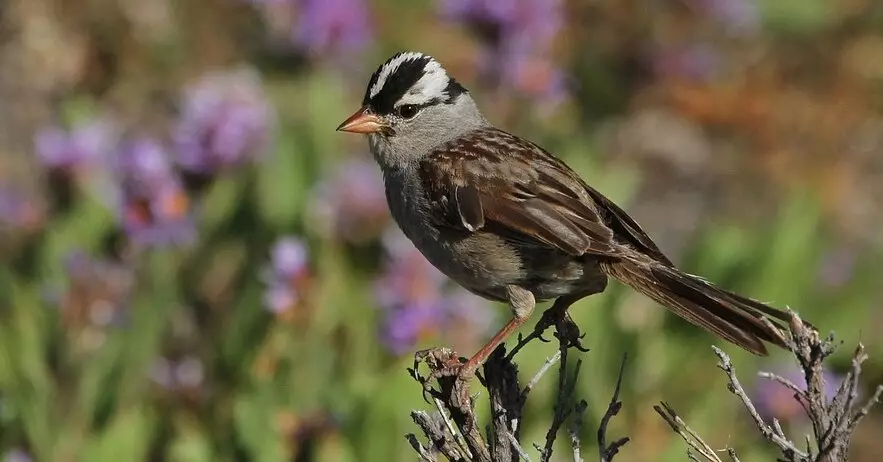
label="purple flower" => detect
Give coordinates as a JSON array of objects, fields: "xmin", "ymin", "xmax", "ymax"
[
  {"xmin": 263, "ymin": 237, "xmax": 311, "ymax": 313},
  {"xmin": 441, "ymin": 287, "xmax": 497, "ymax": 353},
  {"xmin": 374, "ymin": 229, "xmax": 447, "ymax": 310},
  {"xmin": 34, "ymin": 118, "xmax": 118, "ymax": 172},
  {"xmin": 311, "ymin": 158, "xmax": 388, "ymax": 243},
  {"xmin": 753, "ymin": 364, "xmax": 845, "ymax": 423},
  {"xmin": 0, "ymin": 187, "xmax": 43, "ymax": 231},
  {"xmin": 374, "ymin": 229, "xmax": 494, "ymax": 355},
  {"xmin": 114, "ymin": 137, "xmax": 196, "ymax": 246},
  {"xmin": 174, "ymin": 67, "xmax": 275, "ymax": 174},
  {"xmin": 381, "ymin": 299, "xmax": 446, "ymax": 355},
  {"xmin": 698, "ymin": 0, "xmax": 760, "ymax": 36},
  {"xmin": 442, "ymin": 0, "xmax": 567, "ymax": 102},
  {"xmin": 293, "ymin": 0, "xmax": 372, "ymax": 56},
  {"xmin": 3, "ymin": 449, "xmax": 32, "ymax": 462}
]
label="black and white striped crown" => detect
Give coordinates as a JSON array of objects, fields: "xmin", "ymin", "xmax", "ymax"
[{"xmin": 362, "ymin": 52, "xmax": 466, "ymax": 115}]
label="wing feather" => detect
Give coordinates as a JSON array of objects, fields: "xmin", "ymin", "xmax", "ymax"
[{"xmin": 419, "ymin": 127, "xmax": 630, "ymax": 259}]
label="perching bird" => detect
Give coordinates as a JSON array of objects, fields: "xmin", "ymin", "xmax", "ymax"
[{"xmin": 337, "ymin": 51, "xmax": 790, "ymax": 379}]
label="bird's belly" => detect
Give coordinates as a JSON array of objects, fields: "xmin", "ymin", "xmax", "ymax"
[
  {"xmin": 405, "ymin": 225, "xmax": 601, "ymax": 303},
  {"xmin": 384, "ymin": 173, "xmax": 604, "ymax": 303}
]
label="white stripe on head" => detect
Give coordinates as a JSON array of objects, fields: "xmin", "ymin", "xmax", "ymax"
[
  {"xmin": 395, "ymin": 59, "xmax": 451, "ymax": 107},
  {"xmin": 369, "ymin": 52, "xmax": 427, "ymax": 99}
]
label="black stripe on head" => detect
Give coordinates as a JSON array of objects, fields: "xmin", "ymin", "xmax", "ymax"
[
  {"xmin": 444, "ymin": 78, "xmax": 466, "ymax": 102},
  {"xmin": 362, "ymin": 52, "xmax": 467, "ymax": 115}
]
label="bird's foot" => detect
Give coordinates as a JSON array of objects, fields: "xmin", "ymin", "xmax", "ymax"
[
  {"xmin": 414, "ymin": 347, "xmax": 467, "ymax": 379},
  {"xmin": 411, "ymin": 347, "xmax": 473, "ymax": 404},
  {"xmin": 554, "ymin": 312, "xmax": 590, "ymax": 352},
  {"xmin": 533, "ymin": 307, "xmax": 589, "ymax": 352}
]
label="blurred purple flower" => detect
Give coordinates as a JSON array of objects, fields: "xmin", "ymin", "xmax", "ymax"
[
  {"xmin": 375, "ymin": 229, "xmax": 494, "ymax": 355},
  {"xmin": 244, "ymin": 0, "xmax": 372, "ymax": 57},
  {"xmin": 34, "ymin": 118, "xmax": 118, "ymax": 172},
  {"xmin": 50, "ymin": 250, "xmax": 134, "ymax": 352},
  {"xmin": 698, "ymin": 0, "xmax": 760, "ymax": 36},
  {"xmin": 0, "ymin": 187, "xmax": 43, "ymax": 231},
  {"xmin": 263, "ymin": 237, "xmax": 311, "ymax": 313},
  {"xmin": 442, "ymin": 287, "xmax": 497, "ymax": 353},
  {"xmin": 441, "ymin": 0, "xmax": 567, "ymax": 103},
  {"xmin": 114, "ymin": 137, "xmax": 196, "ymax": 246},
  {"xmin": 293, "ymin": 0, "xmax": 372, "ymax": 56},
  {"xmin": 174, "ymin": 67, "xmax": 275, "ymax": 174},
  {"xmin": 60, "ymin": 250, "xmax": 134, "ymax": 323},
  {"xmin": 382, "ymin": 299, "xmax": 446, "ymax": 355},
  {"xmin": 311, "ymin": 158, "xmax": 388, "ymax": 243},
  {"xmin": 753, "ymin": 364, "xmax": 845, "ymax": 424},
  {"xmin": 3, "ymin": 449, "xmax": 31, "ymax": 462},
  {"xmin": 374, "ymin": 229, "xmax": 447, "ymax": 310}
]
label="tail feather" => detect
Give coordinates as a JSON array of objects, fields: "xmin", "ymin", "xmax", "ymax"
[{"xmin": 600, "ymin": 260, "xmax": 789, "ymax": 356}]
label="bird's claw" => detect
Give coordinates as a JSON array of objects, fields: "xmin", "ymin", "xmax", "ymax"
[
  {"xmin": 411, "ymin": 347, "xmax": 472, "ymax": 404},
  {"xmin": 413, "ymin": 347, "xmax": 466, "ymax": 379},
  {"xmin": 554, "ymin": 313, "xmax": 590, "ymax": 352}
]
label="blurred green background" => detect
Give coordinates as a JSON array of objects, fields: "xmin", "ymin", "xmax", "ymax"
[{"xmin": 0, "ymin": 0, "xmax": 882, "ymax": 460}]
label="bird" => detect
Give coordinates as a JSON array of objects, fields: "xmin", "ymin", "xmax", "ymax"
[{"xmin": 337, "ymin": 51, "xmax": 791, "ymax": 379}]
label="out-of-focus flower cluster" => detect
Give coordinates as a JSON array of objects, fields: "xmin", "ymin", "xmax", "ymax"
[
  {"xmin": 441, "ymin": 0, "xmax": 567, "ymax": 103},
  {"xmin": 29, "ymin": 67, "xmax": 274, "ymax": 247},
  {"xmin": 174, "ymin": 68, "xmax": 275, "ymax": 174},
  {"xmin": 245, "ymin": 0, "xmax": 373, "ymax": 58},
  {"xmin": 263, "ymin": 237, "xmax": 312, "ymax": 317},
  {"xmin": 374, "ymin": 229, "xmax": 495, "ymax": 355},
  {"xmin": 753, "ymin": 363, "xmax": 846, "ymax": 425},
  {"xmin": 50, "ymin": 250, "xmax": 135, "ymax": 354},
  {"xmin": 309, "ymin": 158, "xmax": 388, "ymax": 243},
  {"xmin": 307, "ymin": 156, "xmax": 494, "ymax": 355}
]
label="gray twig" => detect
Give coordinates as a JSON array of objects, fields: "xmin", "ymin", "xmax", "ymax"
[
  {"xmin": 406, "ymin": 432, "xmax": 439, "ymax": 462},
  {"xmin": 653, "ymin": 402, "xmax": 732, "ymax": 462},
  {"xmin": 522, "ymin": 350, "xmax": 562, "ymax": 400},
  {"xmin": 598, "ymin": 354, "xmax": 630, "ymax": 462},
  {"xmin": 569, "ymin": 400, "xmax": 586, "ymax": 462},
  {"xmin": 508, "ymin": 430, "xmax": 532, "ymax": 462},
  {"xmin": 658, "ymin": 311, "xmax": 881, "ymax": 462},
  {"xmin": 713, "ymin": 346, "xmax": 810, "ymax": 460},
  {"xmin": 540, "ymin": 337, "xmax": 581, "ymax": 462},
  {"xmin": 434, "ymin": 396, "xmax": 472, "ymax": 459}
]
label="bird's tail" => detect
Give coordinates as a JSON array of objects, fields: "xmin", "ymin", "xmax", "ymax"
[{"xmin": 600, "ymin": 259, "xmax": 790, "ymax": 355}]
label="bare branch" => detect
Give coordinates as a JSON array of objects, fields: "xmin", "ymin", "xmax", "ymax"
[
  {"xmin": 654, "ymin": 402, "xmax": 727, "ymax": 462},
  {"xmin": 712, "ymin": 346, "xmax": 810, "ymax": 460},
  {"xmin": 659, "ymin": 311, "xmax": 880, "ymax": 462},
  {"xmin": 522, "ymin": 350, "xmax": 561, "ymax": 400},
  {"xmin": 598, "ymin": 354, "xmax": 630, "ymax": 462},
  {"xmin": 508, "ymin": 431, "xmax": 532, "ymax": 462},
  {"xmin": 406, "ymin": 433, "xmax": 439, "ymax": 462},
  {"xmin": 407, "ymin": 304, "xmax": 630, "ymax": 461}
]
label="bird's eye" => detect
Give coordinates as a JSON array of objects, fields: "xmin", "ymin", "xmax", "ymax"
[{"xmin": 396, "ymin": 104, "xmax": 419, "ymax": 119}]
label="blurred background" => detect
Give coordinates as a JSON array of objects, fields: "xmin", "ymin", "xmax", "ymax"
[{"xmin": 0, "ymin": 0, "xmax": 882, "ymax": 460}]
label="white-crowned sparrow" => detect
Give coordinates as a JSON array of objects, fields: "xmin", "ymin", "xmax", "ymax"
[{"xmin": 338, "ymin": 51, "xmax": 790, "ymax": 379}]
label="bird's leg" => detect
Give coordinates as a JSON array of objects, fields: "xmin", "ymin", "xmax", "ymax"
[
  {"xmin": 418, "ymin": 285, "xmax": 536, "ymax": 382},
  {"xmin": 507, "ymin": 290, "xmax": 598, "ymax": 358}
]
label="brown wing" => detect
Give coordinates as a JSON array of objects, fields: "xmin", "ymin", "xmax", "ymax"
[{"xmin": 419, "ymin": 127, "xmax": 639, "ymax": 258}]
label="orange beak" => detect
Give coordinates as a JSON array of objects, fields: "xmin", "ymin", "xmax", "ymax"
[{"xmin": 336, "ymin": 107, "xmax": 384, "ymax": 134}]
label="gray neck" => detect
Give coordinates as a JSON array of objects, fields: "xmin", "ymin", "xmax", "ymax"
[{"xmin": 368, "ymin": 94, "xmax": 489, "ymax": 172}]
